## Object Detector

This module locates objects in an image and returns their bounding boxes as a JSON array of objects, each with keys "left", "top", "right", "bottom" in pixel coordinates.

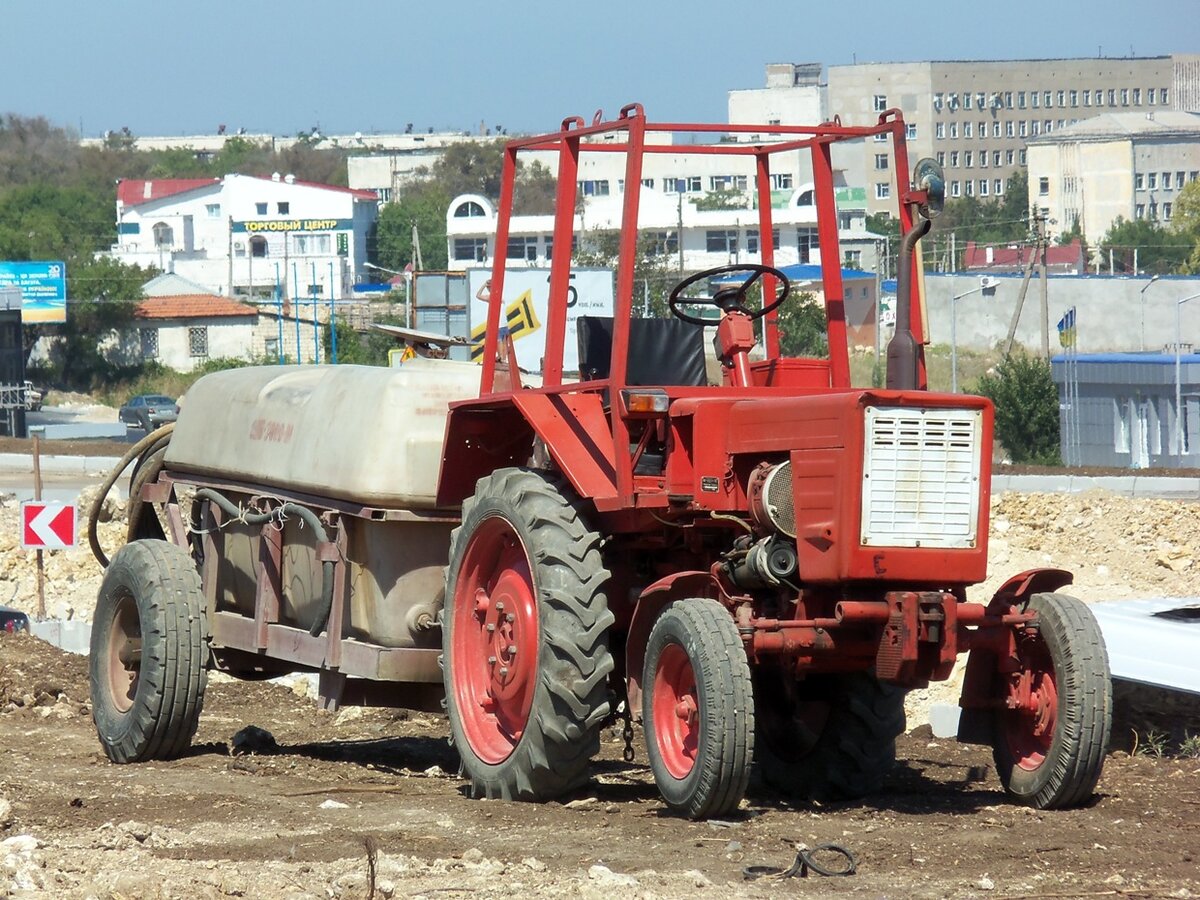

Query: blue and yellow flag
[{"left": 1057, "top": 306, "right": 1077, "bottom": 349}]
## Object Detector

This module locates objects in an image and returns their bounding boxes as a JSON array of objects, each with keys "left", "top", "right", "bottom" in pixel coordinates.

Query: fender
[
  {"left": 987, "top": 567, "right": 1074, "bottom": 613},
  {"left": 624, "top": 571, "right": 721, "bottom": 715}
]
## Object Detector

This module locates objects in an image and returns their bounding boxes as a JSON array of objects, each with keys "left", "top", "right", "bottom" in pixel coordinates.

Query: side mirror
[{"left": 912, "top": 158, "right": 945, "bottom": 219}]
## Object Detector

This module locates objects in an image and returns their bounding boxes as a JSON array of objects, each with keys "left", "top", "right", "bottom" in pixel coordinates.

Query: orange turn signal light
[{"left": 621, "top": 389, "right": 670, "bottom": 414}]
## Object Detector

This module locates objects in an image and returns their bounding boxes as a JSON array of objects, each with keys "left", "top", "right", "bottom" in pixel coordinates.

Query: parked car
[
  {"left": 118, "top": 394, "right": 179, "bottom": 432},
  {"left": 0, "top": 606, "right": 30, "bottom": 633}
]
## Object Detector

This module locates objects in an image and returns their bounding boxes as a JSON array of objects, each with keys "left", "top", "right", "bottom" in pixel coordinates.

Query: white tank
[{"left": 165, "top": 360, "right": 481, "bottom": 509}]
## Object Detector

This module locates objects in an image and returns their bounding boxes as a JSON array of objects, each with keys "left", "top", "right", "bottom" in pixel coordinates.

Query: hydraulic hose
[
  {"left": 88, "top": 423, "right": 175, "bottom": 569},
  {"left": 193, "top": 488, "right": 336, "bottom": 638}
]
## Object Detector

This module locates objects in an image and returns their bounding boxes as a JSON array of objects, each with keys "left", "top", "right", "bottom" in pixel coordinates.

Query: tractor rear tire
[
  {"left": 993, "top": 592, "right": 1111, "bottom": 809},
  {"left": 90, "top": 539, "right": 209, "bottom": 763},
  {"left": 442, "top": 468, "right": 614, "bottom": 801},
  {"left": 754, "top": 671, "right": 906, "bottom": 802},
  {"left": 643, "top": 598, "right": 754, "bottom": 819}
]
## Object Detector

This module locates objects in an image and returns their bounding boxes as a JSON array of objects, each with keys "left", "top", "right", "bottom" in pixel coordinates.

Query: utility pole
[
  {"left": 1004, "top": 210, "right": 1045, "bottom": 357},
  {"left": 411, "top": 222, "right": 424, "bottom": 270},
  {"left": 1038, "top": 212, "right": 1050, "bottom": 359}
]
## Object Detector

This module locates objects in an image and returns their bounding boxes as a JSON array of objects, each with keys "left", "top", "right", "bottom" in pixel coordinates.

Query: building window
[
  {"left": 578, "top": 179, "right": 610, "bottom": 196},
  {"left": 250, "top": 235, "right": 268, "bottom": 258},
  {"left": 1083, "top": 90, "right": 1091, "bottom": 106},
  {"left": 255, "top": 202, "right": 268, "bottom": 215},
  {"left": 506, "top": 235, "right": 538, "bottom": 261},
  {"left": 950, "top": 180, "right": 961, "bottom": 198},
  {"left": 152, "top": 222, "right": 173, "bottom": 248},
  {"left": 906, "top": 123, "right": 917, "bottom": 139},
  {"left": 706, "top": 229, "right": 738, "bottom": 254},
  {"left": 1161, "top": 88, "right": 1170, "bottom": 105},
  {"left": 544, "top": 235, "right": 575, "bottom": 261},
  {"left": 950, "top": 151, "right": 959, "bottom": 167},
  {"left": 1149, "top": 202, "right": 1158, "bottom": 220},
  {"left": 1068, "top": 90, "right": 1077, "bottom": 108},
  {"left": 843, "top": 250, "right": 862, "bottom": 268},
  {"left": 1005, "top": 120, "right": 1015, "bottom": 137},
  {"left": 306, "top": 282, "right": 324, "bottom": 297},
  {"left": 454, "top": 200, "right": 486, "bottom": 217},
  {"left": 965, "top": 180, "right": 974, "bottom": 197},
  {"left": 1006, "top": 149, "right": 1015, "bottom": 165},
  {"left": 293, "top": 233, "right": 332, "bottom": 255},
  {"left": 949, "top": 122, "right": 958, "bottom": 139},
  {"left": 980, "top": 151, "right": 989, "bottom": 168},
  {"left": 934, "top": 92, "right": 944, "bottom": 110},
  {"left": 995, "top": 179, "right": 1004, "bottom": 195},
  {"left": 992, "top": 121, "right": 1001, "bottom": 137},
  {"left": 1032, "top": 120, "right": 1040, "bottom": 136},
  {"left": 962, "top": 91, "right": 972, "bottom": 110},
  {"left": 206, "top": 203, "right": 221, "bottom": 218},
  {"left": 685, "top": 176, "right": 702, "bottom": 192},
  {"left": 1148, "top": 172, "right": 1157, "bottom": 189},
  {"left": 1019, "top": 120, "right": 1027, "bottom": 137},
  {"left": 1045, "top": 119, "right": 1053, "bottom": 133},
  {"left": 1177, "top": 171, "right": 1187, "bottom": 189},
  {"left": 1018, "top": 90, "right": 1027, "bottom": 108},
  {"left": 1120, "top": 88, "right": 1129, "bottom": 106},
  {"left": 453, "top": 237, "right": 488, "bottom": 261},
  {"left": 979, "top": 120, "right": 987, "bottom": 139},
  {"left": 796, "top": 227, "right": 817, "bottom": 263},
  {"left": 1134, "top": 173, "right": 1144, "bottom": 190},
  {"left": 264, "top": 336, "right": 278, "bottom": 358},
  {"left": 1002, "top": 91, "right": 1011, "bottom": 108},
  {"left": 1133, "top": 88, "right": 1141, "bottom": 105},
  {"left": 646, "top": 231, "right": 678, "bottom": 256},
  {"left": 1055, "top": 90, "right": 1064, "bottom": 107},
  {"left": 875, "top": 182, "right": 890, "bottom": 200},
  {"left": 963, "top": 122, "right": 973, "bottom": 138},
  {"left": 965, "top": 151, "right": 973, "bottom": 168},
  {"left": 1039, "top": 177, "right": 1050, "bottom": 196},
  {"left": 770, "top": 173, "right": 793, "bottom": 189},
  {"left": 708, "top": 174, "right": 748, "bottom": 191},
  {"left": 745, "top": 228, "right": 780, "bottom": 254},
  {"left": 875, "top": 153, "right": 889, "bottom": 170},
  {"left": 1163, "top": 172, "right": 1172, "bottom": 190},
  {"left": 1165, "top": 202, "right": 1173, "bottom": 220},
  {"left": 1136, "top": 204, "right": 1145, "bottom": 220},
  {"left": 1019, "top": 149, "right": 1027, "bottom": 165},
  {"left": 874, "top": 131, "right": 888, "bottom": 143},
  {"left": 188, "top": 326, "right": 208, "bottom": 358},
  {"left": 873, "top": 94, "right": 887, "bottom": 112},
  {"left": 936, "top": 122, "right": 945, "bottom": 139},
  {"left": 139, "top": 328, "right": 158, "bottom": 360},
  {"left": 1192, "top": 171, "right": 1200, "bottom": 182},
  {"left": 980, "top": 179, "right": 989, "bottom": 196},
  {"left": 1032, "top": 91, "right": 1040, "bottom": 109},
  {"left": 277, "top": 202, "right": 290, "bottom": 214},
  {"left": 936, "top": 151, "right": 945, "bottom": 166}
]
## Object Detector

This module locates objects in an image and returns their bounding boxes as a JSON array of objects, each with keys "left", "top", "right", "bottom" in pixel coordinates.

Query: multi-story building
[
  {"left": 824, "top": 56, "right": 1187, "bottom": 216},
  {"left": 1026, "top": 111, "right": 1200, "bottom": 242},
  {"left": 108, "top": 174, "right": 379, "bottom": 303}
]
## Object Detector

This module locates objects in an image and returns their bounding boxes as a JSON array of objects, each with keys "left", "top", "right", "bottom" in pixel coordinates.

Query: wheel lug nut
[
  {"left": 486, "top": 623, "right": 495, "bottom": 633},
  {"left": 507, "top": 645, "right": 517, "bottom": 655},
  {"left": 499, "top": 667, "right": 509, "bottom": 677},
  {"left": 505, "top": 613, "right": 515, "bottom": 623},
  {"left": 495, "top": 602, "right": 505, "bottom": 612},
  {"left": 487, "top": 656, "right": 497, "bottom": 665}
]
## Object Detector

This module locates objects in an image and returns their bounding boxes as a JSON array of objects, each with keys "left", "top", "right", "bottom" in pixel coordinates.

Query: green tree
[
  {"left": 1099, "top": 216, "right": 1189, "bottom": 274},
  {"left": 375, "top": 181, "right": 451, "bottom": 272},
  {"left": 1171, "top": 179, "right": 1200, "bottom": 273},
  {"left": 694, "top": 189, "right": 747, "bottom": 211},
  {"left": 974, "top": 350, "right": 1061, "bottom": 465},
  {"left": 774, "top": 291, "right": 828, "bottom": 357}
]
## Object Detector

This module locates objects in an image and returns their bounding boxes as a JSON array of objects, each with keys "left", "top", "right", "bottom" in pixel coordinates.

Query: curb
[{"left": 0, "top": 453, "right": 125, "bottom": 476}]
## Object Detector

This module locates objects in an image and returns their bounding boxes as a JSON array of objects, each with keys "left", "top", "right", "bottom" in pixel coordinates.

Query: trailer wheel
[
  {"left": 753, "top": 671, "right": 906, "bottom": 801},
  {"left": 443, "top": 468, "right": 614, "bottom": 801},
  {"left": 993, "top": 592, "right": 1111, "bottom": 809},
  {"left": 643, "top": 598, "right": 754, "bottom": 819},
  {"left": 89, "top": 540, "right": 209, "bottom": 763}
]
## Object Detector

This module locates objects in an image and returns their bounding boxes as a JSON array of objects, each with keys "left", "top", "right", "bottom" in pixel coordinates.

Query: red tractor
[
  {"left": 88, "top": 104, "right": 1109, "bottom": 821},
  {"left": 435, "top": 105, "right": 1110, "bottom": 817}
]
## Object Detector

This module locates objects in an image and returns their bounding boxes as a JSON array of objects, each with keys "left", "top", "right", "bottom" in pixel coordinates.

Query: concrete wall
[{"left": 923, "top": 272, "right": 1200, "bottom": 354}]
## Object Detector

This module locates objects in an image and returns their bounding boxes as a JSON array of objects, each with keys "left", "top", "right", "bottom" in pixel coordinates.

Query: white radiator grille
[{"left": 861, "top": 406, "right": 982, "bottom": 548}]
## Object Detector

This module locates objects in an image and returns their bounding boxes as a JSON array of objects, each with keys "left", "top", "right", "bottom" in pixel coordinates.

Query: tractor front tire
[
  {"left": 90, "top": 539, "right": 209, "bottom": 763},
  {"left": 754, "top": 671, "right": 906, "bottom": 802},
  {"left": 993, "top": 592, "right": 1111, "bottom": 809},
  {"left": 643, "top": 598, "right": 754, "bottom": 819},
  {"left": 442, "top": 468, "right": 614, "bottom": 801}
]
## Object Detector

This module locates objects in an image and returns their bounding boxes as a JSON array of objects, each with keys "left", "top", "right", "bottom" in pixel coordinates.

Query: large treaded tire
[
  {"left": 442, "top": 468, "right": 614, "bottom": 801},
  {"left": 754, "top": 671, "right": 906, "bottom": 802},
  {"left": 90, "top": 539, "right": 209, "bottom": 763},
  {"left": 643, "top": 598, "right": 754, "bottom": 819},
  {"left": 993, "top": 592, "right": 1111, "bottom": 809}
]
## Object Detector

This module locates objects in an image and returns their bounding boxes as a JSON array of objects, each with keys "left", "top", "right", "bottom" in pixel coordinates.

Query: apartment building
[
  {"left": 825, "top": 56, "right": 1184, "bottom": 215},
  {"left": 1027, "top": 111, "right": 1200, "bottom": 242}
]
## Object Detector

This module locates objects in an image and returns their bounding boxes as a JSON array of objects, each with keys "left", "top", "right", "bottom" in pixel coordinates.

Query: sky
[{"left": 4, "top": 1, "right": 1196, "bottom": 139}]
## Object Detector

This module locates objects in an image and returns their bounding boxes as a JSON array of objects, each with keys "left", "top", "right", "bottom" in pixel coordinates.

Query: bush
[{"left": 973, "top": 351, "right": 1062, "bottom": 465}]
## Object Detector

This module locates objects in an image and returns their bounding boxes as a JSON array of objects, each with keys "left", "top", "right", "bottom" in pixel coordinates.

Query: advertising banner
[{"left": 0, "top": 261, "right": 67, "bottom": 323}]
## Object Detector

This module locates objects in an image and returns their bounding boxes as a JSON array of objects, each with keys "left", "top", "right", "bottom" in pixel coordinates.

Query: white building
[
  {"left": 109, "top": 174, "right": 379, "bottom": 303},
  {"left": 728, "top": 63, "right": 825, "bottom": 133},
  {"left": 1026, "top": 111, "right": 1200, "bottom": 242},
  {"left": 444, "top": 183, "right": 883, "bottom": 274}
]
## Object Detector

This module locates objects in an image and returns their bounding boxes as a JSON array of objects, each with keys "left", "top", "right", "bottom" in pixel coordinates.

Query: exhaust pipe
[{"left": 886, "top": 217, "right": 932, "bottom": 391}]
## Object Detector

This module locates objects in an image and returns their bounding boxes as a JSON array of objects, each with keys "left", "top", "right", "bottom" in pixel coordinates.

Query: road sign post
[{"left": 22, "top": 438, "right": 77, "bottom": 620}]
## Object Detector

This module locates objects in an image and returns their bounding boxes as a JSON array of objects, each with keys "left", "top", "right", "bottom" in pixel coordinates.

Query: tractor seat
[{"left": 576, "top": 316, "right": 707, "bottom": 386}]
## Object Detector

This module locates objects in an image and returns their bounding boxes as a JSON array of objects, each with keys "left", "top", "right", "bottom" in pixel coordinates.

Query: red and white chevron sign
[{"left": 21, "top": 501, "right": 76, "bottom": 550}]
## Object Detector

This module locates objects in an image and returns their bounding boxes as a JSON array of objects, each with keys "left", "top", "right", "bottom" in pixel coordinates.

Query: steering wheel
[{"left": 668, "top": 264, "right": 791, "bottom": 326}]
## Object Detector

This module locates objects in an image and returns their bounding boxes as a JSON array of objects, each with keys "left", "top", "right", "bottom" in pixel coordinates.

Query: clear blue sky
[{"left": 6, "top": 1, "right": 1195, "bottom": 138}]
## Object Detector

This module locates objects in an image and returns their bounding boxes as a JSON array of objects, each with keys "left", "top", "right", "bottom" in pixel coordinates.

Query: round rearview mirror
[{"left": 913, "top": 157, "right": 945, "bottom": 219}]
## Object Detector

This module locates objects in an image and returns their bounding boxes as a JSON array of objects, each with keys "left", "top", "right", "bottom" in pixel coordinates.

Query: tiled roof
[
  {"left": 117, "top": 178, "right": 220, "bottom": 207},
  {"left": 136, "top": 295, "right": 259, "bottom": 320}
]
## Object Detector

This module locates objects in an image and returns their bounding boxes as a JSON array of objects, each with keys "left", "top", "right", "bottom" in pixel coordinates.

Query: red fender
[
  {"left": 624, "top": 571, "right": 721, "bottom": 716},
  {"left": 987, "top": 567, "right": 1074, "bottom": 613}
]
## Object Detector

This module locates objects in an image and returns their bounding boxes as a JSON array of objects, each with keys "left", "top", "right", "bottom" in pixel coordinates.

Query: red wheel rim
[
  {"left": 652, "top": 643, "right": 699, "bottom": 779},
  {"left": 451, "top": 516, "right": 540, "bottom": 765},
  {"left": 1002, "top": 631, "right": 1059, "bottom": 771},
  {"left": 106, "top": 592, "right": 141, "bottom": 714}
]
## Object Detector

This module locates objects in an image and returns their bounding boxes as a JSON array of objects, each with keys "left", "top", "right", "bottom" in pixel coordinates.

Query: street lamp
[
  {"left": 1140, "top": 274, "right": 1160, "bottom": 351},
  {"left": 950, "top": 277, "right": 993, "bottom": 393},
  {"left": 1173, "top": 291, "right": 1200, "bottom": 459}
]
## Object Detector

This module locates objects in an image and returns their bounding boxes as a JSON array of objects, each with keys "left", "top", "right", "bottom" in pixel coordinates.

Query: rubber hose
[
  {"left": 193, "top": 488, "right": 336, "bottom": 638},
  {"left": 88, "top": 423, "right": 175, "bottom": 569},
  {"left": 125, "top": 447, "right": 168, "bottom": 545}
]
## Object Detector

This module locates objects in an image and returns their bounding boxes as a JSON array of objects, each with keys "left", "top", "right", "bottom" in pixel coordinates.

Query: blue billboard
[{"left": 0, "top": 261, "right": 67, "bottom": 323}]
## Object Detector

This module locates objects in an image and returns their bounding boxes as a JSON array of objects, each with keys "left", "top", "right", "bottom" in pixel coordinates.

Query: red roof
[
  {"left": 963, "top": 239, "right": 1085, "bottom": 270},
  {"left": 117, "top": 178, "right": 219, "bottom": 207},
  {"left": 136, "top": 295, "right": 259, "bottom": 320}
]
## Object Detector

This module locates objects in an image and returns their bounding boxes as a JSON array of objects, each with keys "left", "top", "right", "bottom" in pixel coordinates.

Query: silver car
[{"left": 119, "top": 394, "right": 178, "bottom": 432}]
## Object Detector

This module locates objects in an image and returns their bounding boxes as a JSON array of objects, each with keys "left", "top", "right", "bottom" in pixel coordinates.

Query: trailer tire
[
  {"left": 753, "top": 671, "right": 906, "bottom": 801},
  {"left": 90, "top": 539, "right": 208, "bottom": 763},
  {"left": 643, "top": 598, "right": 754, "bottom": 819},
  {"left": 993, "top": 592, "right": 1111, "bottom": 809},
  {"left": 442, "top": 468, "right": 614, "bottom": 801}
]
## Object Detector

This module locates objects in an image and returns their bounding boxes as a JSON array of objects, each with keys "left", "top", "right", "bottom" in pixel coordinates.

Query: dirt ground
[
  {"left": 4, "top": 440, "right": 1200, "bottom": 896},
  {"left": 1, "top": 634, "right": 1198, "bottom": 900}
]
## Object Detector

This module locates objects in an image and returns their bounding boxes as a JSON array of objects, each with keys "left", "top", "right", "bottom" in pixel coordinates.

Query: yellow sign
[{"left": 469, "top": 290, "right": 541, "bottom": 361}]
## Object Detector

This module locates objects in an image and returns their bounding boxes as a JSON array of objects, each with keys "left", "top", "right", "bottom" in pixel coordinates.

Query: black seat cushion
[{"left": 577, "top": 316, "right": 707, "bottom": 386}]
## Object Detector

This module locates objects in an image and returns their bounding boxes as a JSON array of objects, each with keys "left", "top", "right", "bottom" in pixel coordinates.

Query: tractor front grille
[{"left": 860, "top": 406, "right": 982, "bottom": 549}]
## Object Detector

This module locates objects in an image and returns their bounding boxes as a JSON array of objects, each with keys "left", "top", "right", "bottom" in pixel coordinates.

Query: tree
[
  {"left": 1098, "top": 216, "right": 1189, "bottom": 274},
  {"left": 1171, "top": 179, "right": 1200, "bottom": 273},
  {"left": 374, "top": 181, "right": 451, "bottom": 272},
  {"left": 974, "top": 351, "right": 1061, "bottom": 465},
  {"left": 774, "top": 291, "right": 828, "bottom": 357},
  {"left": 694, "top": 189, "right": 748, "bottom": 211}
]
